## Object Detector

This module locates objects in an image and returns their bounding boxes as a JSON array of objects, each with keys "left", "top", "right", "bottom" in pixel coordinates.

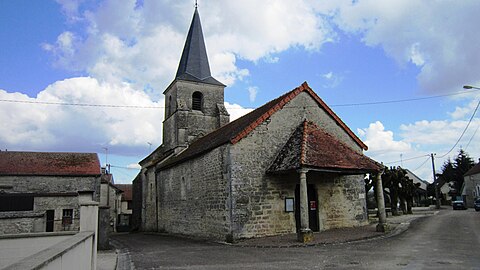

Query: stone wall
[
  {"left": 99, "top": 182, "right": 119, "bottom": 231},
  {"left": 156, "top": 145, "right": 230, "bottom": 240},
  {"left": 0, "top": 212, "right": 45, "bottom": 234},
  {"left": 141, "top": 167, "right": 157, "bottom": 231},
  {"left": 0, "top": 175, "right": 100, "bottom": 234},
  {"left": 147, "top": 91, "right": 369, "bottom": 240},
  {"left": 97, "top": 207, "right": 111, "bottom": 250},
  {"left": 229, "top": 91, "right": 367, "bottom": 239},
  {"left": 162, "top": 80, "right": 229, "bottom": 151},
  {"left": 131, "top": 174, "right": 142, "bottom": 231},
  {"left": 314, "top": 173, "right": 368, "bottom": 230},
  {"left": 34, "top": 196, "right": 80, "bottom": 232},
  {"left": 464, "top": 174, "right": 480, "bottom": 207}
]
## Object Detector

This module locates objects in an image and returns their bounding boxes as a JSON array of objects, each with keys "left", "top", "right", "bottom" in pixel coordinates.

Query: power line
[
  {"left": 465, "top": 123, "right": 480, "bottom": 151},
  {"left": 439, "top": 98, "right": 480, "bottom": 158},
  {"left": 0, "top": 88, "right": 478, "bottom": 109},
  {"left": 412, "top": 156, "right": 431, "bottom": 171},
  {"left": 383, "top": 154, "right": 430, "bottom": 165},
  {"left": 330, "top": 89, "right": 480, "bottom": 107},
  {"left": 0, "top": 99, "right": 164, "bottom": 109}
]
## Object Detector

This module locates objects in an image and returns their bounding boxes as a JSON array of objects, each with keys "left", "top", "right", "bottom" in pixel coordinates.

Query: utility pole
[{"left": 431, "top": 153, "right": 441, "bottom": 209}]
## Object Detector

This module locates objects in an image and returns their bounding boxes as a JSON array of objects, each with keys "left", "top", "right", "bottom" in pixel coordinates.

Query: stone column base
[
  {"left": 297, "top": 229, "right": 314, "bottom": 243},
  {"left": 376, "top": 223, "right": 390, "bottom": 232}
]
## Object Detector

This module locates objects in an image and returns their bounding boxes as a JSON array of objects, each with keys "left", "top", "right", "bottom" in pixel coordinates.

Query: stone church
[{"left": 134, "top": 7, "right": 381, "bottom": 242}]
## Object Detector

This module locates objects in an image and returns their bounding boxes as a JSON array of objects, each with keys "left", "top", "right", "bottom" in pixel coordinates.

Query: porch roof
[{"left": 268, "top": 121, "right": 382, "bottom": 175}]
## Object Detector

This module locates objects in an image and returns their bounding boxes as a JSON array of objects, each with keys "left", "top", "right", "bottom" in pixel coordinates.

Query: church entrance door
[{"left": 295, "top": 184, "right": 319, "bottom": 232}]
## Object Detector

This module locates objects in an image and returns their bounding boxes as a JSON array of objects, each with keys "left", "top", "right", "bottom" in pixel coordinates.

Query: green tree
[
  {"left": 438, "top": 149, "right": 474, "bottom": 199},
  {"left": 382, "top": 167, "right": 401, "bottom": 216}
]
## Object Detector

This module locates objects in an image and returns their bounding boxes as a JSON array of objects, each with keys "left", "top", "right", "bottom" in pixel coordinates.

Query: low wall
[
  {"left": 1, "top": 231, "right": 95, "bottom": 270},
  {"left": 0, "top": 212, "right": 45, "bottom": 235}
]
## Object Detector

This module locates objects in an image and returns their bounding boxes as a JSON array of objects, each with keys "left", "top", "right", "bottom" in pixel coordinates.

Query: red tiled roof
[
  {"left": 0, "top": 151, "right": 101, "bottom": 176},
  {"left": 268, "top": 121, "right": 381, "bottom": 173},
  {"left": 159, "top": 82, "right": 367, "bottom": 169},
  {"left": 115, "top": 184, "right": 132, "bottom": 201}
]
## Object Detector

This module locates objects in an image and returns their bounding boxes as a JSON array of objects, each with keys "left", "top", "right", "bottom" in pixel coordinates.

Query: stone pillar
[
  {"left": 79, "top": 191, "right": 99, "bottom": 270},
  {"left": 375, "top": 172, "right": 389, "bottom": 232},
  {"left": 297, "top": 168, "right": 313, "bottom": 243}
]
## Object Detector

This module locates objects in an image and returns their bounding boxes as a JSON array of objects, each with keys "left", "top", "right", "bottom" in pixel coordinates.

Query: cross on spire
[{"left": 195, "top": 0, "right": 198, "bottom": 8}]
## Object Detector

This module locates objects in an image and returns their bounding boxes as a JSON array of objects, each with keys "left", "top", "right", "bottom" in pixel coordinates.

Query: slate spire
[{"left": 175, "top": 7, "right": 224, "bottom": 86}]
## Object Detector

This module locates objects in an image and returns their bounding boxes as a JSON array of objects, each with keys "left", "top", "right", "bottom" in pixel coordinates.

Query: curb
[
  {"left": 110, "top": 239, "right": 135, "bottom": 270},
  {"left": 229, "top": 212, "right": 438, "bottom": 248}
]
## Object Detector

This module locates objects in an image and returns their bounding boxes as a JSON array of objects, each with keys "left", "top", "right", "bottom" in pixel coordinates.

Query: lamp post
[{"left": 463, "top": 85, "right": 480, "bottom": 90}]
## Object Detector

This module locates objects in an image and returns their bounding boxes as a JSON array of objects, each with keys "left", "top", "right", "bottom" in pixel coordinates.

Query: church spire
[{"left": 175, "top": 7, "right": 223, "bottom": 86}]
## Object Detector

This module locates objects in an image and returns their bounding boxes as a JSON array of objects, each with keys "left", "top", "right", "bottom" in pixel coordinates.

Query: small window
[
  {"left": 127, "top": 201, "right": 132, "bottom": 210},
  {"left": 192, "top": 92, "right": 203, "bottom": 111},
  {"left": 62, "top": 209, "right": 73, "bottom": 225}
]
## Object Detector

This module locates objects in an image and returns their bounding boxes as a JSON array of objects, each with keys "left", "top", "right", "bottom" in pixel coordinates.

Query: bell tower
[{"left": 162, "top": 7, "right": 229, "bottom": 153}]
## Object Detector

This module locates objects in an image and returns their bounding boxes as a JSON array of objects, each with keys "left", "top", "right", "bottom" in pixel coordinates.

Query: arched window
[{"left": 192, "top": 91, "right": 203, "bottom": 111}]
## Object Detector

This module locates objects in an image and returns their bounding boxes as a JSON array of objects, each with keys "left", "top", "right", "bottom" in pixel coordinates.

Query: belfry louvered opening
[{"left": 192, "top": 91, "right": 203, "bottom": 111}]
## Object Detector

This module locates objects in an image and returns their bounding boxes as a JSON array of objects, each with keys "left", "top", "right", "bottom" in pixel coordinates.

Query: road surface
[{"left": 113, "top": 209, "right": 480, "bottom": 269}]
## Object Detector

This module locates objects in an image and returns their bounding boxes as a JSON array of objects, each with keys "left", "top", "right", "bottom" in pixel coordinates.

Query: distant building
[
  {"left": 462, "top": 159, "right": 480, "bottom": 207},
  {"left": 115, "top": 184, "right": 133, "bottom": 231},
  {"left": 99, "top": 170, "right": 122, "bottom": 232},
  {"left": 405, "top": 169, "right": 429, "bottom": 206},
  {"left": 0, "top": 151, "right": 101, "bottom": 234},
  {"left": 134, "top": 7, "right": 381, "bottom": 242}
]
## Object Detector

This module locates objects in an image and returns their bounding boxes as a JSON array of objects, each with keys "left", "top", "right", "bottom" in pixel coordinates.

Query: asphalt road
[{"left": 113, "top": 209, "right": 480, "bottom": 269}]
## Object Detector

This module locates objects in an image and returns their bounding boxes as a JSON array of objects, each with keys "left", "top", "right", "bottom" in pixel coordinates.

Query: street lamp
[{"left": 463, "top": 85, "right": 480, "bottom": 90}]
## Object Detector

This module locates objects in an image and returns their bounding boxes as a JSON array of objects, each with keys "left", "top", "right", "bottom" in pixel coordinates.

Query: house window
[
  {"left": 62, "top": 209, "right": 73, "bottom": 225},
  {"left": 127, "top": 201, "right": 132, "bottom": 210},
  {"left": 192, "top": 91, "right": 203, "bottom": 111},
  {"left": 0, "top": 194, "right": 34, "bottom": 212}
]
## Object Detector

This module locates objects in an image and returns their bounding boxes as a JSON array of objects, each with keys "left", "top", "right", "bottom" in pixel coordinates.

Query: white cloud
[
  {"left": 358, "top": 121, "right": 411, "bottom": 155},
  {"left": 316, "top": 0, "right": 480, "bottom": 93},
  {"left": 0, "top": 78, "right": 163, "bottom": 154},
  {"left": 321, "top": 71, "right": 343, "bottom": 88},
  {"left": 127, "top": 163, "right": 142, "bottom": 169},
  {"left": 399, "top": 119, "right": 480, "bottom": 149},
  {"left": 449, "top": 100, "right": 479, "bottom": 120},
  {"left": 247, "top": 86, "right": 258, "bottom": 103},
  {"left": 358, "top": 121, "right": 432, "bottom": 181},
  {"left": 46, "top": 0, "right": 334, "bottom": 96},
  {"left": 224, "top": 102, "right": 254, "bottom": 121}
]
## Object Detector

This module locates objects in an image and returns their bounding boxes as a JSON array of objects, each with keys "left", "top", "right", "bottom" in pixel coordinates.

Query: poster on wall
[{"left": 285, "top": 198, "right": 294, "bottom": 212}]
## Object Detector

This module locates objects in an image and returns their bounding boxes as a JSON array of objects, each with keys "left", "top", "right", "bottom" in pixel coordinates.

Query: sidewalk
[
  {"left": 97, "top": 238, "right": 135, "bottom": 270},
  {"left": 97, "top": 249, "right": 117, "bottom": 270},
  {"left": 233, "top": 207, "right": 437, "bottom": 248}
]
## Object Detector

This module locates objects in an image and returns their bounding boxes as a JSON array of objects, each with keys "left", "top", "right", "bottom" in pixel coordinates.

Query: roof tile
[
  {"left": 159, "top": 82, "right": 368, "bottom": 169},
  {"left": 269, "top": 121, "right": 381, "bottom": 173},
  {"left": 0, "top": 151, "right": 101, "bottom": 176}
]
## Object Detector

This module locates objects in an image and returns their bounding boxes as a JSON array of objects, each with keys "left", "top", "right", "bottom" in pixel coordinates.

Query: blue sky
[{"left": 1, "top": 0, "right": 480, "bottom": 183}]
